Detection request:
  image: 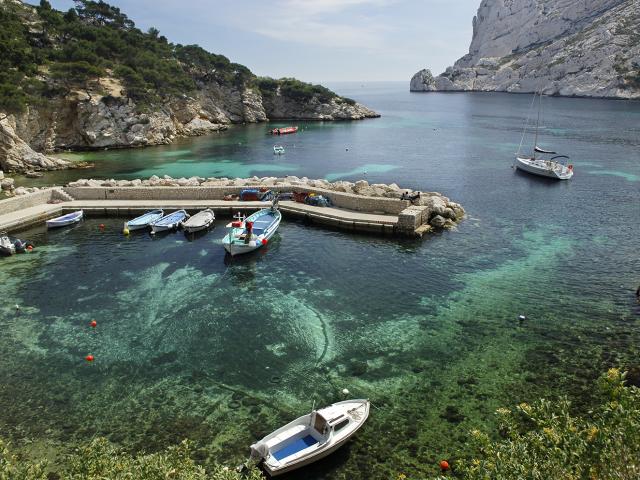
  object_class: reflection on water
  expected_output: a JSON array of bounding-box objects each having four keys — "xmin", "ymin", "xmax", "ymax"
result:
[{"xmin": 3, "ymin": 86, "xmax": 640, "ymax": 478}]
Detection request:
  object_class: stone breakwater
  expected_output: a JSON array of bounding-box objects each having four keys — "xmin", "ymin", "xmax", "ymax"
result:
[{"xmin": 67, "ymin": 175, "xmax": 465, "ymax": 229}]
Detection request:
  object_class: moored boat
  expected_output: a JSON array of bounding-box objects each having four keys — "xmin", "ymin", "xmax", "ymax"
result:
[
  {"xmin": 0, "ymin": 233, "xmax": 16, "ymax": 256},
  {"xmin": 273, "ymin": 144, "xmax": 285, "ymax": 155},
  {"xmin": 125, "ymin": 209, "xmax": 164, "ymax": 231},
  {"xmin": 249, "ymin": 399, "xmax": 370, "ymax": 476},
  {"xmin": 46, "ymin": 210, "xmax": 83, "ymax": 229},
  {"xmin": 270, "ymin": 126, "xmax": 298, "ymax": 135},
  {"xmin": 150, "ymin": 210, "xmax": 189, "ymax": 234},
  {"xmin": 182, "ymin": 209, "xmax": 215, "ymax": 233},
  {"xmin": 222, "ymin": 200, "xmax": 281, "ymax": 256},
  {"xmin": 515, "ymin": 92, "xmax": 573, "ymax": 180}
]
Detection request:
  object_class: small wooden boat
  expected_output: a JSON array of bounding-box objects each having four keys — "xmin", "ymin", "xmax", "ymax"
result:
[
  {"xmin": 273, "ymin": 145, "xmax": 285, "ymax": 155},
  {"xmin": 46, "ymin": 210, "xmax": 83, "ymax": 229},
  {"xmin": 182, "ymin": 209, "xmax": 215, "ymax": 233},
  {"xmin": 270, "ymin": 126, "xmax": 298, "ymax": 135},
  {"xmin": 125, "ymin": 209, "xmax": 164, "ymax": 231},
  {"xmin": 222, "ymin": 201, "xmax": 281, "ymax": 256},
  {"xmin": 150, "ymin": 210, "xmax": 189, "ymax": 234},
  {"xmin": 0, "ymin": 233, "xmax": 16, "ymax": 256},
  {"xmin": 249, "ymin": 399, "xmax": 370, "ymax": 476}
]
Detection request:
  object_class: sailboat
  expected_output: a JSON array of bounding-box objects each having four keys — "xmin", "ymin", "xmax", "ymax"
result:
[{"xmin": 514, "ymin": 93, "xmax": 573, "ymax": 180}]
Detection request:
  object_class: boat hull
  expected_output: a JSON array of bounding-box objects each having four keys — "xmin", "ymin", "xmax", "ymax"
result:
[
  {"xmin": 223, "ymin": 208, "xmax": 281, "ymax": 256},
  {"xmin": 126, "ymin": 209, "xmax": 164, "ymax": 231},
  {"xmin": 150, "ymin": 210, "xmax": 189, "ymax": 233},
  {"xmin": 183, "ymin": 209, "xmax": 215, "ymax": 233},
  {"xmin": 255, "ymin": 399, "xmax": 370, "ymax": 476},
  {"xmin": 515, "ymin": 156, "xmax": 573, "ymax": 180},
  {"xmin": 46, "ymin": 210, "xmax": 83, "ymax": 228}
]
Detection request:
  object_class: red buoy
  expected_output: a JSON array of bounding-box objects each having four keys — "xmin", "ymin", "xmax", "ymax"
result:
[
  {"xmin": 89, "ymin": 320, "xmax": 97, "ymax": 328},
  {"xmin": 85, "ymin": 355, "xmax": 94, "ymax": 362},
  {"xmin": 26, "ymin": 245, "xmax": 33, "ymax": 251},
  {"xmin": 99, "ymin": 224, "xmax": 105, "ymax": 230},
  {"xmin": 439, "ymin": 460, "xmax": 450, "ymax": 471},
  {"xmin": 261, "ymin": 238, "xmax": 268, "ymax": 246}
]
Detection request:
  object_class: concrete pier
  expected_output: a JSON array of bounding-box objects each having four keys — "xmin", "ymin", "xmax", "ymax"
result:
[{"xmin": 0, "ymin": 183, "xmax": 463, "ymax": 236}]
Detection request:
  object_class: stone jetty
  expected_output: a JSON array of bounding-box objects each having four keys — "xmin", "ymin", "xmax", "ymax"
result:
[{"xmin": 0, "ymin": 175, "xmax": 464, "ymax": 236}]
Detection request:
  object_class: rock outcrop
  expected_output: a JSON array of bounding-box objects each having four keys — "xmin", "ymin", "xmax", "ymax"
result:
[
  {"xmin": 411, "ymin": 0, "xmax": 640, "ymax": 99},
  {"xmin": 0, "ymin": 1, "xmax": 379, "ymax": 173}
]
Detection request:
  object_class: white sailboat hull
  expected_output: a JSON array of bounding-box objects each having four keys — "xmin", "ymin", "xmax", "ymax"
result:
[{"xmin": 515, "ymin": 156, "xmax": 573, "ymax": 180}]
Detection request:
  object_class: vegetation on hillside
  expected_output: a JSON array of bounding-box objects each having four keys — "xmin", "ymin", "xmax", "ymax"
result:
[{"xmin": 0, "ymin": 0, "xmax": 342, "ymax": 113}]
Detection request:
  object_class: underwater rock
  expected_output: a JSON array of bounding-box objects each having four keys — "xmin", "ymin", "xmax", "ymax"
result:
[
  {"xmin": 440, "ymin": 405, "xmax": 466, "ymax": 424},
  {"xmin": 348, "ymin": 360, "xmax": 368, "ymax": 377},
  {"xmin": 150, "ymin": 351, "xmax": 179, "ymax": 365}
]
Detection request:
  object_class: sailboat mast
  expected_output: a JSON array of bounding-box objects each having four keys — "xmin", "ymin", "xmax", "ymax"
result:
[{"xmin": 533, "ymin": 93, "xmax": 541, "ymax": 159}]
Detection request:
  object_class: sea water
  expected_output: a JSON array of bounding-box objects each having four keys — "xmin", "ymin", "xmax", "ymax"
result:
[{"xmin": 3, "ymin": 84, "xmax": 640, "ymax": 479}]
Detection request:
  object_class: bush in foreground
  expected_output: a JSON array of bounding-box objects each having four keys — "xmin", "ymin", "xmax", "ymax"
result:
[
  {"xmin": 0, "ymin": 438, "xmax": 263, "ymax": 480},
  {"xmin": 455, "ymin": 368, "xmax": 640, "ymax": 480}
]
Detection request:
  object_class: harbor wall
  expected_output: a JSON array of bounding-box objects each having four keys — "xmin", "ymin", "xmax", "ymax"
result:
[
  {"xmin": 63, "ymin": 185, "xmax": 409, "ymax": 215},
  {"xmin": 0, "ymin": 188, "xmax": 66, "ymax": 217}
]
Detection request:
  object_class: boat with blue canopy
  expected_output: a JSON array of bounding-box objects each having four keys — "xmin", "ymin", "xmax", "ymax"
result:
[
  {"xmin": 125, "ymin": 209, "xmax": 164, "ymax": 231},
  {"xmin": 150, "ymin": 210, "xmax": 189, "ymax": 234},
  {"xmin": 222, "ymin": 199, "xmax": 281, "ymax": 256},
  {"xmin": 46, "ymin": 210, "xmax": 83, "ymax": 229}
]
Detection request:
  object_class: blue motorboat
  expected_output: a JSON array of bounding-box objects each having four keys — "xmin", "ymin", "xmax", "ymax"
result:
[
  {"xmin": 150, "ymin": 210, "xmax": 189, "ymax": 234},
  {"xmin": 125, "ymin": 209, "xmax": 164, "ymax": 231},
  {"xmin": 46, "ymin": 210, "xmax": 83, "ymax": 229}
]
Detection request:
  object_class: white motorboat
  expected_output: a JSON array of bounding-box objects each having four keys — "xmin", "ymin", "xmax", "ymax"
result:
[
  {"xmin": 514, "ymin": 92, "xmax": 573, "ymax": 180},
  {"xmin": 249, "ymin": 399, "xmax": 370, "ymax": 476},
  {"xmin": 273, "ymin": 145, "xmax": 285, "ymax": 155},
  {"xmin": 182, "ymin": 209, "xmax": 215, "ymax": 233}
]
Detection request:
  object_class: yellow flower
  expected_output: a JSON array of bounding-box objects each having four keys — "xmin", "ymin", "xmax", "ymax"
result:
[
  {"xmin": 586, "ymin": 426, "xmax": 598, "ymax": 442},
  {"xmin": 496, "ymin": 407, "xmax": 510, "ymax": 416},
  {"xmin": 607, "ymin": 368, "xmax": 620, "ymax": 381},
  {"xmin": 397, "ymin": 474, "xmax": 407, "ymax": 480},
  {"xmin": 518, "ymin": 402, "xmax": 532, "ymax": 414}
]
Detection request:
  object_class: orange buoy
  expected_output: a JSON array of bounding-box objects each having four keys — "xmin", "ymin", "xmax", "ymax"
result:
[
  {"xmin": 261, "ymin": 238, "xmax": 268, "ymax": 246},
  {"xmin": 26, "ymin": 245, "xmax": 34, "ymax": 251},
  {"xmin": 89, "ymin": 320, "xmax": 97, "ymax": 328},
  {"xmin": 85, "ymin": 355, "xmax": 94, "ymax": 362},
  {"xmin": 99, "ymin": 224, "xmax": 105, "ymax": 230},
  {"xmin": 439, "ymin": 460, "xmax": 450, "ymax": 471}
]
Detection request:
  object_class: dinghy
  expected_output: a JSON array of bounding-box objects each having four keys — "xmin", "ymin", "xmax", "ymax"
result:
[
  {"xmin": 273, "ymin": 145, "xmax": 285, "ymax": 155},
  {"xmin": 125, "ymin": 209, "xmax": 164, "ymax": 231},
  {"xmin": 0, "ymin": 233, "xmax": 16, "ymax": 256},
  {"xmin": 249, "ymin": 399, "xmax": 370, "ymax": 476},
  {"xmin": 222, "ymin": 199, "xmax": 281, "ymax": 256},
  {"xmin": 46, "ymin": 210, "xmax": 83, "ymax": 229},
  {"xmin": 270, "ymin": 126, "xmax": 298, "ymax": 135},
  {"xmin": 182, "ymin": 209, "xmax": 215, "ymax": 233},
  {"xmin": 150, "ymin": 210, "xmax": 189, "ymax": 234}
]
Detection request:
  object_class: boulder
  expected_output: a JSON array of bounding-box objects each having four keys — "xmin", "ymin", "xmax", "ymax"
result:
[
  {"xmin": 1, "ymin": 178, "xmax": 15, "ymax": 190},
  {"xmin": 430, "ymin": 215, "xmax": 446, "ymax": 228}
]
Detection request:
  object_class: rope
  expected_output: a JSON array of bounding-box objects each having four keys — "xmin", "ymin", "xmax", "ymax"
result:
[{"xmin": 516, "ymin": 93, "xmax": 537, "ymax": 161}]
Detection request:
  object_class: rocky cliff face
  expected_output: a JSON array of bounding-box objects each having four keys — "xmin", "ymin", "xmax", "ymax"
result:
[
  {"xmin": 411, "ymin": 0, "xmax": 640, "ymax": 98},
  {"xmin": 0, "ymin": 2, "xmax": 378, "ymax": 174},
  {"xmin": 1, "ymin": 75, "xmax": 378, "ymax": 173}
]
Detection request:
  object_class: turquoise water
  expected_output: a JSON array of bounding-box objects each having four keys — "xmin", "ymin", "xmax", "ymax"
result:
[{"xmin": 3, "ymin": 84, "xmax": 640, "ymax": 479}]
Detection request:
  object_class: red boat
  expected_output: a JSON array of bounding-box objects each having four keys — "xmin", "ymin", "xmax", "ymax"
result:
[{"xmin": 270, "ymin": 126, "xmax": 298, "ymax": 135}]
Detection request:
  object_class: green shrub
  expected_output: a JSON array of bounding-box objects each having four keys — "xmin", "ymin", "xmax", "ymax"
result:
[
  {"xmin": 457, "ymin": 369, "xmax": 640, "ymax": 480},
  {"xmin": 0, "ymin": 437, "xmax": 264, "ymax": 480}
]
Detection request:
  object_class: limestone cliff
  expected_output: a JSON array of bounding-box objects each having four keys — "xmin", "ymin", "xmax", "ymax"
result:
[
  {"xmin": 411, "ymin": 0, "xmax": 640, "ymax": 98},
  {"xmin": 0, "ymin": 0, "xmax": 379, "ymax": 173}
]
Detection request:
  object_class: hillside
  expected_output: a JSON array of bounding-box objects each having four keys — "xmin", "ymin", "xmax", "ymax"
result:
[
  {"xmin": 0, "ymin": 0, "xmax": 378, "ymax": 173},
  {"xmin": 410, "ymin": 0, "xmax": 640, "ymax": 99}
]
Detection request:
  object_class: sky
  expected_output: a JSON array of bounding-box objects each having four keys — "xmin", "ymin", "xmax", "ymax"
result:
[{"xmin": 42, "ymin": 0, "xmax": 481, "ymax": 83}]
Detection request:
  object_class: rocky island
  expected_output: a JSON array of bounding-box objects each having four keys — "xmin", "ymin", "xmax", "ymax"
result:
[
  {"xmin": 411, "ymin": 0, "xmax": 640, "ymax": 99},
  {"xmin": 0, "ymin": 0, "xmax": 378, "ymax": 174}
]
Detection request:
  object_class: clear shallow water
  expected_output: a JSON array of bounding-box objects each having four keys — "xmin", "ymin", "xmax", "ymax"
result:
[{"xmin": 3, "ymin": 84, "xmax": 640, "ymax": 478}]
